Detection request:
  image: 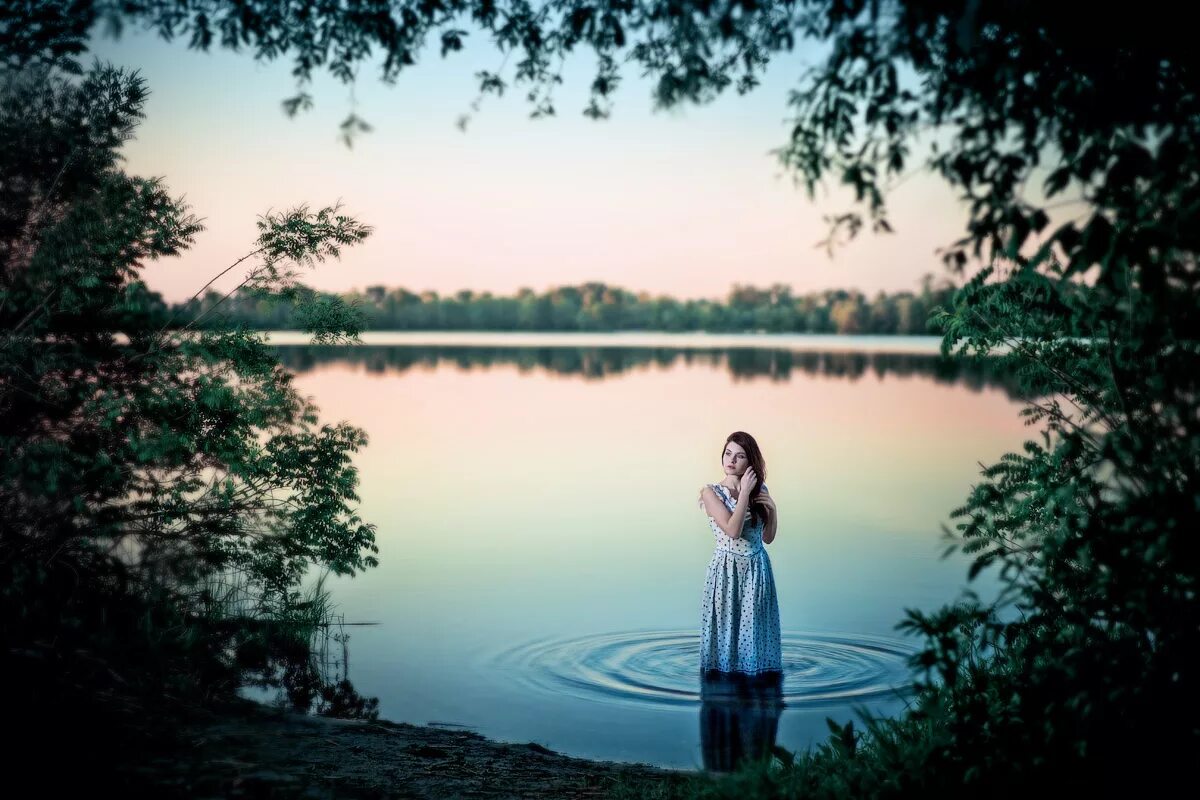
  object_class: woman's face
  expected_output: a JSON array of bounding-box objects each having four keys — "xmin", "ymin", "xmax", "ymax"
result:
[{"xmin": 723, "ymin": 442, "xmax": 748, "ymax": 477}]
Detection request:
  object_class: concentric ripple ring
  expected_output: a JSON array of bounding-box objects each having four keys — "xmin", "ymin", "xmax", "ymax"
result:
[{"xmin": 489, "ymin": 629, "xmax": 921, "ymax": 709}]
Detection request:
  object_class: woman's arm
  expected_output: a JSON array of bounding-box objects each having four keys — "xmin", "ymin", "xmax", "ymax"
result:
[
  {"xmin": 698, "ymin": 485, "xmax": 752, "ymax": 539},
  {"xmin": 762, "ymin": 506, "xmax": 778, "ymax": 545},
  {"xmin": 758, "ymin": 489, "xmax": 779, "ymax": 545}
]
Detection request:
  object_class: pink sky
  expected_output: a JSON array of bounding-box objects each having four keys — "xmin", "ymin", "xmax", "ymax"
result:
[{"xmin": 89, "ymin": 26, "xmax": 975, "ymax": 305}]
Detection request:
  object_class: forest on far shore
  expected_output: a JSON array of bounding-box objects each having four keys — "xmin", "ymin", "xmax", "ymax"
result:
[{"xmin": 169, "ymin": 274, "xmax": 956, "ymax": 334}]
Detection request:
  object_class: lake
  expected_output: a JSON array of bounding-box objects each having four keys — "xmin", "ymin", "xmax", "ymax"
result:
[{"xmin": 251, "ymin": 332, "xmax": 1031, "ymax": 771}]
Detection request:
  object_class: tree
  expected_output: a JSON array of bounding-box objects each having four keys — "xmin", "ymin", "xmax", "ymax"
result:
[
  {"xmin": 1, "ymin": 60, "xmax": 381, "ymax": 786},
  {"xmin": 5, "ymin": 0, "xmax": 1198, "ymax": 794},
  {"xmin": 829, "ymin": 292, "xmax": 868, "ymax": 333}
]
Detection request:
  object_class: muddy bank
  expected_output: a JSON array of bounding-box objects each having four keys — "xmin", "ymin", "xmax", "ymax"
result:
[{"xmin": 112, "ymin": 695, "xmax": 710, "ymax": 799}]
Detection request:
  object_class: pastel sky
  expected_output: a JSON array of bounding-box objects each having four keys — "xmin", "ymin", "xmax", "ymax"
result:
[{"xmin": 85, "ymin": 21, "xmax": 974, "ymax": 304}]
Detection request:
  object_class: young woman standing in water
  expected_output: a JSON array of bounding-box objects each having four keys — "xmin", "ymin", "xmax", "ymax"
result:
[{"xmin": 696, "ymin": 431, "xmax": 783, "ymax": 683}]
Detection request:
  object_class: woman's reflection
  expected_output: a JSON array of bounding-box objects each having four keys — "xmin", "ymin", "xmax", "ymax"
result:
[{"xmin": 699, "ymin": 670, "xmax": 786, "ymax": 772}]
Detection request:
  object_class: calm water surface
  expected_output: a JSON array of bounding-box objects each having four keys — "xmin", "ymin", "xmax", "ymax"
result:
[{"xmin": 254, "ymin": 333, "xmax": 1031, "ymax": 771}]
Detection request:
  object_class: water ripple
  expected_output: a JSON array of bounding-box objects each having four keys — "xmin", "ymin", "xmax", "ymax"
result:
[{"xmin": 489, "ymin": 629, "xmax": 920, "ymax": 710}]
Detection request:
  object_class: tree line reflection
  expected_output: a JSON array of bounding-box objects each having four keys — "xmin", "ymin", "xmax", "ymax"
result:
[{"xmin": 272, "ymin": 345, "xmax": 1032, "ymax": 399}]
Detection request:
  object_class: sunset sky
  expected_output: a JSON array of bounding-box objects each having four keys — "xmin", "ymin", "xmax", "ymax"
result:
[{"xmin": 86, "ymin": 22, "xmax": 974, "ymax": 305}]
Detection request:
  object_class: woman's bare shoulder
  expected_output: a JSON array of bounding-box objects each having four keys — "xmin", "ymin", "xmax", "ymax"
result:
[{"xmin": 697, "ymin": 483, "xmax": 725, "ymax": 503}]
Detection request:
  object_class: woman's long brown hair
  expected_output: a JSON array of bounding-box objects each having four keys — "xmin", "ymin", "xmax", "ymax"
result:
[{"xmin": 723, "ymin": 431, "xmax": 771, "ymax": 530}]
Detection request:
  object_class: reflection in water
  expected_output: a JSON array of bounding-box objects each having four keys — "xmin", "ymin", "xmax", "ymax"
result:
[
  {"xmin": 267, "ymin": 339, "xmax": 1028, "ymax": 768},
  {"xmin": 271, "ymin": 344, "xmax": 1031, "ymax": 398},
  {"xmin": 700, "ymin": 671, "xmax": 786, "ymax": 772}
]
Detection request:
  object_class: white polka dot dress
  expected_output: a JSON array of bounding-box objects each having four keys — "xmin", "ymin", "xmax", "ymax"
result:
[{"xmin": 698, "ymin": 482, "xmax": 782, "ymax": 677}]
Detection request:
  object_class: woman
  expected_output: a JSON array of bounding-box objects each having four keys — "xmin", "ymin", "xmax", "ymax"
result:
[{"xmin": 696, "ymin": 431, "xmax": 782, "ymax": 682}]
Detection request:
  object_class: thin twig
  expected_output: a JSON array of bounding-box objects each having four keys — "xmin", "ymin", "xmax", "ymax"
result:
[{"xmin": 157, "ymin": 246, "xmax": 267, "ymax": 336}]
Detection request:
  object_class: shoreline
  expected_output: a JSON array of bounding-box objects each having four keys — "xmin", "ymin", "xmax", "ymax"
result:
[
  {"xmin": 116, "ymin": 694, "xmax": 706, "ymax": 798},
  {"xmin": 259, "ymin": 330, "xmax": 951, "ymax": 353}
]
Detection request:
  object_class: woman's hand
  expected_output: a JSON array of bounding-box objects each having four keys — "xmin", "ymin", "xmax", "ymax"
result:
[
  {"xmin": 738, "ymin": 467, "xmax": 758, "ymax": 495},
  {"xmin": 754, "ymin": 493, "xmax": 776, "ymax": 511}
]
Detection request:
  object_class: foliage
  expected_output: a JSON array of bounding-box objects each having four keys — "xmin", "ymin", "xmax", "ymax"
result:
[
  {"xmin": 0, "ymin": 58, "xmax": 381, "ymax": 753},
  {"xmin": 175, "ymin": 276, "xmax": 957, "ymax": 334},
  {"xmin": 3, "ymin": 0, "xmax": 1197, "ymax": 795}
]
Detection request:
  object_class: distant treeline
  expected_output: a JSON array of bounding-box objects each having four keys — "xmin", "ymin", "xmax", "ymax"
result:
[
  {"xmin": 272, "ymin": 345, "xmax": 1034, "ymax": 400},
  {"xmin": 170, "ymin": 274, "xmax": 958, "ymax": 334}
]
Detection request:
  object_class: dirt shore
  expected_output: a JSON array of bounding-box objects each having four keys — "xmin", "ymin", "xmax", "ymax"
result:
[{"xmin": 112, "ymin": 695, "xmax": 708, "ymax": 799}]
